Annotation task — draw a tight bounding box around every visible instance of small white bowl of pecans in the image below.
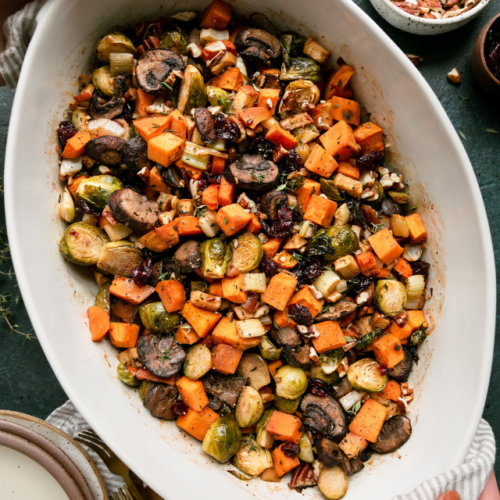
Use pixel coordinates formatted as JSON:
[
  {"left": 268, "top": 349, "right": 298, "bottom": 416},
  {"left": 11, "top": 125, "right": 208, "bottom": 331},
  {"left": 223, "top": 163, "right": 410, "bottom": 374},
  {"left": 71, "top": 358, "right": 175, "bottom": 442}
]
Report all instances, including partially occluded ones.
[{"left": 369, "top": 0, "right": 491, "bottom": 35}]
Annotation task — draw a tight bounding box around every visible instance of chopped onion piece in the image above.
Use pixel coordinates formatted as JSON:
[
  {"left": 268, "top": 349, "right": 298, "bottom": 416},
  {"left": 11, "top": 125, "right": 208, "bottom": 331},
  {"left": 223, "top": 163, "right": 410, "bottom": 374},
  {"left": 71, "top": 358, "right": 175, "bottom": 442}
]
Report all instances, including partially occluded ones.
[
  {"left": 236, "top": 319, "right": 266, "bottom": 338},
  {"left": 184, "top": 141, "right": 229, "bottom": 158},
  {"left": 109, "top": 52, "right": 134, "bottom": 76},
  {"left": 60, "top": 157, "right": 82, "bottom": 178},
  {"left": 339, "top": 390, "right": 365, "bottom": 411},
  {"left": 242, "top": 273, "right": 267, "bottom": 293},
  {"left": 59, "top": 186, "right": 75, "bottom": 222},
  {"left": 88, "top": 118, "right": 125, "bottom": 138},
  {"left": 200, "top": 29, "right": 230, "bottom": 45}
]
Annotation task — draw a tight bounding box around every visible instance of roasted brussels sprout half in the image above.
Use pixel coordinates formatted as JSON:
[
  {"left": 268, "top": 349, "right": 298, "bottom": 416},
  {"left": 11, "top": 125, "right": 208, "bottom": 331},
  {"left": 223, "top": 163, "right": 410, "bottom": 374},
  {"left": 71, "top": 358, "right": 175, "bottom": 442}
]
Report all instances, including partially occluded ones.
[
  {"left": 256, "top": 409, "right": 275, "bottom": 449},
  {"left": 235, "top": 386, "right": 264, "bottom": 427},
  {"left": 97, "top": 241, "right": 143, "bottom": 277},
  {"left": 259, "top": 335, "right": 283, "bottom": 361},
  {"left": 202, "top": 416, "right": 242, "bottom": 463},
  {"left": 226, "top": 234, "right": 263, "bottom": 277},
  {"left": 161, "top": 31, "right": 188, "bottom": 54},
  {"left": 233, "top": 436, "right": 273, "bottom": 476},
  {"left": 320, "top": 178, "right": 345, "bottom": 202},
  {"left": 60, "top": 222, "right": 109, "bottom": 266},
  {"left": 319, "top": 349, "right": 344, "bottom": 375},
  {"left": 275, "top": 365, "right": 308, "bottom": 400},
  {"left": 280, "top": 57, "right": 323, "bottom": 83},
  {"left": 299, "top": 432, "right": 315, "bottom": 463},
  {"left": 356, "top": 328, "right": 383, "bottom": 350},
  {"left": 139, "top": 302, "right": 181, "bottom": 334},
  {"left": 317, "top": 466, "right": 348, "bottom": 500},
  {"left": 183, "top": 344, "right": 212, "bottom": 380},
  {"left": 95, "top": 32, "right": 136, "bottom": 62},
  {"left": 280, "top": 79, "right": 320, "bottom": 114},
  {"left": 92, "top": 66, "right": 115, "bottom": 97},
  {"left": 95, "top": 282, "right": 111, "bottom": 314},
  {"left": 282, "top": 30, "right": 307, "bottom": 56},
  {"left": 199, "top": 238, "right": 233, "bottom": 279},
  {"left": 177, "top": 65, "right": 207, "bottom": 115},
  {"left": 206, "top": 86, "right": 232, "bottom": 113},
  {"left": 76, "top": 175, "right": 124, "bottom": 210},
  {"left": 117, "top": 363, "right": 140, "bottom": 387},
  {"left": 310, "top": 366, "right": 341, "bottom": 385},
  {"left": 274, "top": 394, "right": 301, "bottom": 414},
  {"left": 308, "top": 225, "right": 358, "bottom": 261},
  {"left": 139, "top": 380, "right": 154, "bottom": 400},
  {"left": 373, "top": 279, "right": 407, "bottom": 317},
  {"left": 347, "top": 358, "right": 387, "bottom": 393},
  {"left": 237, "top": 353, "right": 271, "bottom": 391}
]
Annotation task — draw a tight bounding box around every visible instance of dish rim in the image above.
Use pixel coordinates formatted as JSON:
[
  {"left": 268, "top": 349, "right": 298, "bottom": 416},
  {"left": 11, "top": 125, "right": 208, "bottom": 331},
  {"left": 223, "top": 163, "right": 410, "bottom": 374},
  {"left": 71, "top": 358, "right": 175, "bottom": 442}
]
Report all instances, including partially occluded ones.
[{"left": 4, "top": 0, "right": 496, "bottom": 496}]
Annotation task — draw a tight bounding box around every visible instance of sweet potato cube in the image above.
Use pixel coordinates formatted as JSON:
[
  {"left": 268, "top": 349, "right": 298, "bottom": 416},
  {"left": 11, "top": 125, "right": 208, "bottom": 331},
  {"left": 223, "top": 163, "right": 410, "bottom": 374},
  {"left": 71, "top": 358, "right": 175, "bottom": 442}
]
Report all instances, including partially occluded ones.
[
  {"left": 274, "top": 309, "right": 298, "bottom": 328},
  {"left": 109, "top": 323, "right": 140, "bottom": 348},
  {"left": 296, "top": 179, "right": 321, "bottom": 212},
  {"left": 156, "top": 280, "right": 186, "bottom": 312},
  {"left": 148, "top": 132, "right": 185, "bottom": 167},
  {"left": 210, "top": 67, "right": 243, "bottom": 91},
  {"left": 135, "top": 88, "right": 155, "bottom": 117},
  {"left": 312, "top": 320, "right": 346, "bottom": 353},
  {"left": 265, "top": 123, "right": 298, "bottom": 150},
  {"left": 349, "top": 399, "right": 387, "bottom": 443},
  {"left": 176, "top": 407, "right": 220, "bottom": 441},
  {"left": 212, "top": 317, "right": 261, "bottom": 350},
  {"left": 272, "top": 443, "right": 300, "bottom": 478},
  {"left": 273, "top": 250, "right": 298, "bottom": 270},
  {"left": 407, "top": 310, "right": 427, "bottom": 332},
  {"left": 386, "top": 321, "right": 412, "bottom": 341},
  {"left": 200, "top": 0, "right": 233, "bottom": 30},
  {"left": 339, "top": 432, "right": 369, "bottom": 459},
  {"left": 379, "top": 380, "right": 402, "bottom": 403},
  {"left": 303, "top": 195, "right": 337, "bottom": 227},
  {"left": 262, "top": 238, "right": 283, "bottom": 258},
  {"left": 181, "top": 301, "right": 222, "bottom": 338},
  {"left": 166, "top": 110, "right": 187, "bottom": 141},
  {"left": 266, "top": 411, "right": 303, "bottom": 444},
  {"left": 406, "top": 214, "right": 427, "bottom": 244},
  {"left": 372, "top": 333, "right": 405, "bottom": 368},
  {"left": 304, "top": 143, "right": 338, "bottom": 178},
  {"left": 170, "top": 216, "right": 203, "bottom": 237},
  {"left": 109, "top": 276, "right": 155, "bottom": 305},
  {"left": 212, "top": 343, "right": 243, "bottom": 374},
  {"left": 208, "top": 281, "right": 224, "bottom": 297},
  {"left": 88, "top": 306, "right": 109, "bottom": 342},
  {"left": 368, "top": 229, "right": 403, "bottom": 265},
  {"left": 356, "top": 251, "right": 381, "bottom": 277},
  {"left": 334, "top": 173, "right": 363, "bottom": 199},
  {"left": 268, "top": 359, "right": 285, "bottom": 379},
  {"left": 354, "top": 122, "right": 384, "bottom": 154},
  {"left": 262, "top": 272, "right": 298, "bottom": 311},
  {"left": 221, "top": 274, "right": 248, "bottom": 304},
  {"left": 246, "top": 213, "right": 261, "bottom": 234},
  {"left": 61, "top": 131, "right": 91, "bottom": 159},
  {"left": 288, "top": 285, "right": 322, "bottom": 318},
  {"left": 218, "top": 176, "right": 235, "bottom": 207},
  {"left": 329, "top": 96, "right": 361, "bottom": 126},
  {"left": 239, "top": 107, "right": 273, "bottom": 129},
  {"left": 175, "top": 325, "right": 200, "bottom": 345},
  {"left": 230, "top": 85, "right": 259, "bottom": 113},
  {"left": 149, "top": 166, "right": 169, "bottom": 192},
  {"left": 393, "top": 257, "right": 413, "bottom": 278},
  {"left": 134, "top": 115, "right": 171, "bottom": 142},
  {"left": 176, "top": 376, "right": 209, "bottom": 412},
  {"left": 337, "top": 159, "right": 360, "bottom": 179},
  {"left": 323, "top": 65, "right": 355, "bottom": 100},
  {"left": 320, "top": 120, "right": 358, "bottom": 160},
  {"left": 139, "top": 224, "right": 179, "bottom": 253},
  {"left": 257, "top": 89, "right": 280, "bottom": 114},
  {"left": 215, "top": 204, "right": 252, "bottom": 236}
]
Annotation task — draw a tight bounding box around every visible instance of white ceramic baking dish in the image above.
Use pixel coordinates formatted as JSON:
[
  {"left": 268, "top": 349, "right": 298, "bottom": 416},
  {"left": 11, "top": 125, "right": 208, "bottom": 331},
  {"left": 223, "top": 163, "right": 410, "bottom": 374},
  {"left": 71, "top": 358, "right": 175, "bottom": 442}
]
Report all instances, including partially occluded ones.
[{"left": 4, "top": 0, "right": 496, "bottom": 498}]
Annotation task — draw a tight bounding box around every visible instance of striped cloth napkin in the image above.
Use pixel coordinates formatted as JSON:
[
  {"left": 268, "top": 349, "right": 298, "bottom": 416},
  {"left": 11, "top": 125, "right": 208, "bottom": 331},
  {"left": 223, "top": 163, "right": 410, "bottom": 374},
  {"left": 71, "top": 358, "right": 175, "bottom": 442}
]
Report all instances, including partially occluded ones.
[{"left": 47, "top": 401, "right": 496, "bottom": 500}]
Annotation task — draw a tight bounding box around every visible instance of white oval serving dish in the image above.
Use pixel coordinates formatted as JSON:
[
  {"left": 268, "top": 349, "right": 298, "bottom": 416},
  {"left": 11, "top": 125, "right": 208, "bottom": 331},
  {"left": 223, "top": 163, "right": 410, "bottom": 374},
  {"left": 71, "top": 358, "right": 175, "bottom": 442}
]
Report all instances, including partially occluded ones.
[{"left": 4, "top": 0, "right": 496, "bottom": 498}]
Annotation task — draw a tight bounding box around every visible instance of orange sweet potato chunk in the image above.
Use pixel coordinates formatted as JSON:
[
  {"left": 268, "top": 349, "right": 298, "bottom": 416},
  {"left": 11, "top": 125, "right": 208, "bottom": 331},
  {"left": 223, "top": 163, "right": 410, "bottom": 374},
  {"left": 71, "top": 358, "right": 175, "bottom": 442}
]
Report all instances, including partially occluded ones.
[
  {"left": 147, "top": 132, "right": 185, "bottom": 167},
  {"left": 156, "top": 280, "right": 186, "bottom": 312},
  {"left": 354, "top": 122, "right": 384, "bottom": 154},
  {"left": 296, "top": 179, "right": 321, "bottom": 212},
  {"left": 176, "top": 407, "right": 220, "bottom": 441},
  {"left": 221, "top": 274, "right": 248, "bottom": 304},
  {"left": 349, "top": 399, "right": 387, "bottom": 443},
  {"left": 303, "top": 195, "right": 337, "bottom": 227},
  {"left": 215, "top": 204, "right": 252, "bottom": 236},
  {"left": 372, "top": 333, "right": 405, "bottom": 368},
  {"left": 406, "top": 214, "right": 427, "bottom": 244},
  {"left": 262, "top": 272, "right": 298, "bottom": 311},
  {"left": 181, "top": 301, "right": 222, "bottom": 338},
  {"left": 319, "top": 120, "right": 358, "bottom": 160},
  {"left": 212, "top": 317, "right": 261, "bottom": 350},
  {"left": 368, "top": 228, "right": 404, "bottom": 265},
  {"left": 304, "top": 143, "right": 338, "bottom": 178},
  {"left": 288, "top": 285, "right": 322, "bottom": 318},
  {"left": 312, "top": 320, "right": 346, "bottom": 353}
]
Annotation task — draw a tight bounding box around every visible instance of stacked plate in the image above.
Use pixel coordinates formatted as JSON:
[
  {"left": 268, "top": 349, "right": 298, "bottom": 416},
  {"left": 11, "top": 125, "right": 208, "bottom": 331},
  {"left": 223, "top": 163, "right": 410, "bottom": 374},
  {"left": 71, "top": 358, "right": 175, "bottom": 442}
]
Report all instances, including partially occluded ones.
[{"left": 0, "top": 411, "right": 107, "bottom": 499}]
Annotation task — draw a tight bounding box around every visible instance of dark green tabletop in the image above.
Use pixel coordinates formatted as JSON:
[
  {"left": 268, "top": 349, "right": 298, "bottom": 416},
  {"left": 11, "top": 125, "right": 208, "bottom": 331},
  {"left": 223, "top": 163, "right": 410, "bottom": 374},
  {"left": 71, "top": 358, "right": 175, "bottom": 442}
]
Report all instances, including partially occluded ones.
[{"left": 0, "top": 0, "right": 499, "bottom": 475}]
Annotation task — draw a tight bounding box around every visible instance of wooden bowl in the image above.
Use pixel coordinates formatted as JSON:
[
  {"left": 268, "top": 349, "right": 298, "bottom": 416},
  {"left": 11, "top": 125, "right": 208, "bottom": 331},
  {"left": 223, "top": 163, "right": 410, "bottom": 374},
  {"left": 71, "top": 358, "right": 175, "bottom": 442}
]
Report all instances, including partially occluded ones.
[{"left": 471, "top": 12, "right": 500, "bottom": 96}]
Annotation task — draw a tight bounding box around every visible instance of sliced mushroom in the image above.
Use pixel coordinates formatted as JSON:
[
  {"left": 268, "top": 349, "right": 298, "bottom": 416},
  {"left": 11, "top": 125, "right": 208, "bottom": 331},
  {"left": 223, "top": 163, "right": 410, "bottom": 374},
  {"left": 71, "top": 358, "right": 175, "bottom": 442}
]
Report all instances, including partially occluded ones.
[
  {"left": 85, "top": 136, "right": 127, "bottom": 166},
  {"left": 317, "top": 438, "right": 344, "bottom": 467},
  {"left": 283, "top": 344, "right": 310, "bottom": 367},
  {"left": 173, "top": 240, "right": 202, "bottom": 273},
  {"left": 203, "top": 372, "right": 246, "bottom": 407},
  {"left": 108, "top": 188, "right": 159, "bottom": 232},
  {"left": 136, "top": 48, "right": 186, "bottom": 95},
  {"left": 390, "top": 346, "right": 413, "bottom": 383},
  {"left": 271, "top": 327, "right": 301, "bottom": 347},
  {"left": 371, "top": 415, "right": 412, "bottom": 454},
  {"left": 137, "top": 334, "right": 186, "bottom": 378},
  {"left": 144, "top": 383, "right": 179, "bottom": 420},
  {"left": 300, "top": 394, "right": 348, "bottom": 441},
  {"left": 89, "top": 75, "right": 128, "bottom": 120},
  {"left": 224, "top": 154, "right": 280, "bottom": 192},
  {"left": 255, "top": 73, "right": 282, "bottom": 92},
  {"left": 315, "top": 298, "right": 357, "bottom": 321},
  {"left": 207, "top": 394, "right": 223, "bottom": 412},
  {"left": 148, "top": 260, "right": 163, "bottom": 288},
  {"left": 194, "top": 108, "right": 217, "bottom": 143},
  {"left": 261, "top": 190, "right": 287, "bottom": 221},
  {"left": 234, "top": 28, "right": 281, "bottom": 67},
  {"left": 123, "top": 136, "right": 153, "bottom": 172}
]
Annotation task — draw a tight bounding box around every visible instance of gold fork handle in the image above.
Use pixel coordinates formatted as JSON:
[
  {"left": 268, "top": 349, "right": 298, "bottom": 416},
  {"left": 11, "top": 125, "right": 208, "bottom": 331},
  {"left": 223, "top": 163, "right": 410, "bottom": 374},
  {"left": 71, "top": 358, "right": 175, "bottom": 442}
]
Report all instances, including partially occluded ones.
[{"left": 123, "top": 471, "right": 147, "bottom": 500}]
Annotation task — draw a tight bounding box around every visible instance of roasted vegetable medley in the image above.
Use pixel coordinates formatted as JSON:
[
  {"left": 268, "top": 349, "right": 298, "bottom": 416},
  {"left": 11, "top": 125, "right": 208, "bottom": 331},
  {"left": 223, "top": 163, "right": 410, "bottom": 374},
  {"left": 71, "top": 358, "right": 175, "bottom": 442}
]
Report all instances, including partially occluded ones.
[{"left": 56, "top": 2, "right": 431, "bottom": 497}]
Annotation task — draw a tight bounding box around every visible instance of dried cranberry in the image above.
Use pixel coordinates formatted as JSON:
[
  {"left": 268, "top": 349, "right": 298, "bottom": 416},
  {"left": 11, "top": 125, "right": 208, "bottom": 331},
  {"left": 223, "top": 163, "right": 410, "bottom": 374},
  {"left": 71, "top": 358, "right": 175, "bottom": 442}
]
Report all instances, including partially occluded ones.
[
  {"left": 70, "top": 230, "right": 79, "bottom": 237},
  {"left": 273, "top": 206, "right": 295, "bottom": 237},
  {"left": 282, "top": 443, "right": 300, "bottom": 458},
  {"left": 288, "top": 303, "right": 313, "bottom": 326},
  {"left": 356, "top": 150, "right": 383, "bottom": 170},
  {"left": 131, "top": 258, "right": 153, "bottom": 285},
  {"left": 57, "top": 121, "right": 77, "bottom": 150},
  {"left": 143, "top": 248, "right": 166, "bottom": 263},
  {"left": 214, "top": 114, "right": 240, "bottom": 142},
  {"left": 197, "top": 179, "right": 209, "bottom": 192},
  {"left": 119, "top": 100, "right": 135, "bottom": 123},
  {"left": 283, "top": 148, "right": 303, "bottom": 173},
  {"left": 74, "top": 198, "right": 102, "bottom": 217},
  {"left": 378, "top": 364, "right": 390, "bottom": 375},
  {"left": 121, "top": 171, "right": 145, "bottom": 194},
  {"left": 488, "top": 43, "right": 500, "bottom": 78},
  {"left": 201, "top": 172, "right": 221, "bottom": 185},
  {"left": 172, "top": 399, "right": 188, "bottom": 416},
  {"left": 260, "top": 255, "right": 278, "bottom": 276},
  {"left": 410, "top": 261, "right": 430, "bottom": 281},
  {"left": 348, "top": 276, "right": 373, "bottom": 296},
  {"left": 294, "top": 256, "right": 324, "bottom": 287},
  {"left": 309, "top": 378, "right": 329, "bottom": 397},
  {"left": 248, "top": 136, "right": 274, "bottom": 160}
]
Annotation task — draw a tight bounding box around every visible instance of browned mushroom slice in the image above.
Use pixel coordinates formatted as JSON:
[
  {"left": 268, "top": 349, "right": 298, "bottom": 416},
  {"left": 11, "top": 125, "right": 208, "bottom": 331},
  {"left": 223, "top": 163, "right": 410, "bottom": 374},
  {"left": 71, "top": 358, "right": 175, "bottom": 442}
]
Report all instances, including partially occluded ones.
[
  {"left": 194, "top": 108, "right": 217, "bottom": 143},
  {"left": 137, "top": 334, "right": 186, "bottom": 378},
  {"left": 108, "top": 188, "right": 159, "bottom": 232},
  {"left": 173, "top": 240, "right": 202, "bottom": 273},
  {"left": 271, "top": 327, "right": 302, "bottom": 348},
  {"left": 390, "top": 346, "right": 414, "bottom": 382},
  {"left": 85, "top": 136, "right": 127, "bottom": 166},
  {"left": 123, "top": 136, "right": 153, "bottom": 172},
  {"left": 234, "top": 28, "right": 281, "bottom": 67},
  {"left": 89, "top": 75, "right": 128, "bottom": 120},
  {"left": 283, "top": 344, "right": 311, "bottom": 368},
  {"left": 317, "top": 438, "right": 345, "bottom": 467},
  {"left": 224, "top": 154, "right": 279, "bottom": 192},
  {"left": 144, "top": 383, "right": 179, "bottom": 420},
  {"left": 315, "top": 298, "right": 358, "bottom": 321},
  {"left": 261, "top": 190, "right": 288, "bottom": 221},
  {"left": 371, "top": 415, "right": 412, "bottom": 454},
  {"left": 136, "top": 48, "right": 186, "bottom": 95},
  {"left": 300, "top": 394, "right": 348, "bottom": 441},
  {"left": 203, "top": 372, "right": 246, "bottom": 407}
]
